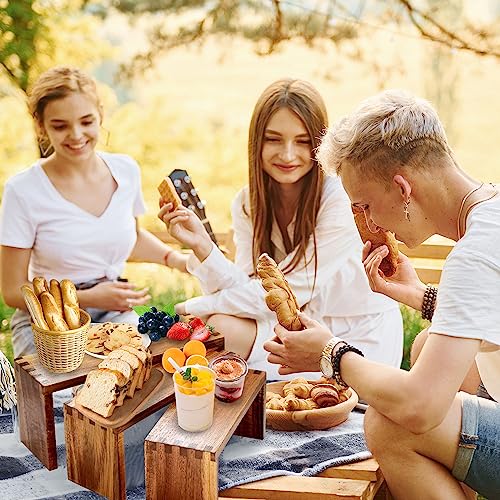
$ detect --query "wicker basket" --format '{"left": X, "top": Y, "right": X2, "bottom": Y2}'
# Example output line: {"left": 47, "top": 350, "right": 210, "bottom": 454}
{"left": 31, "top": 309, "right": 91, "bottom": 373}
{"left": 266, "top": 380, "right": 358, "bottom": 431}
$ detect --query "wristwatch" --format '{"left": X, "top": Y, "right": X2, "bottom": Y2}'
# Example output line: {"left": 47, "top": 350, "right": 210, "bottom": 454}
{"left": 320, "top": 339, "right": 346, "bottom": 379}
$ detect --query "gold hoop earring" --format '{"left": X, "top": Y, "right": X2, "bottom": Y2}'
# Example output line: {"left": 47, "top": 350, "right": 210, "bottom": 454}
{"left": 100, "top": 126, "right": 110, "bottom": 147}
{"left": 403, "top": 198, "right": 411, "bottom": 222}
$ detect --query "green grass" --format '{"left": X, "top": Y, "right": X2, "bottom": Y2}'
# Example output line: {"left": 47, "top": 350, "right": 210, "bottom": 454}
{"left": 399, "top": 305, "right": 429, "bottom": 371}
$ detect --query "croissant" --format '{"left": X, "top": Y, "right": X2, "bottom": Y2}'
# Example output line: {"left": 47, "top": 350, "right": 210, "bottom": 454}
{"left": 266, "top": 391, "right": 281, "bottom": 403}
{"left": 352, "top": 208, "right": 398, "bottom": 277}
{"left": 266, "top": 397, "right": 287, "bottom": 410}
{"left": 284, "top": 396, "right": 318, "bottom": 411}
{"left": 283, "top": 380, "right": 314, "bottom": 399}
{"left": 310, "top": 384, "right": 340, "bottom": 408}
{"left": 256, "top": 253, "right": 301, "bottom": 331}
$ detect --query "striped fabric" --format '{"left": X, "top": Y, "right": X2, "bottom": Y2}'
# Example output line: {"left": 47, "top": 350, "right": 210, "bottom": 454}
{"left": 1, "top": 390, "right": 370, "bottom": 498}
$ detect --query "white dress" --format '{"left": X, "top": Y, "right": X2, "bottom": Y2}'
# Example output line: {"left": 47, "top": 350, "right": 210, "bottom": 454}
{"left": 183, "top": 176, "right": 403, "bottom": 380}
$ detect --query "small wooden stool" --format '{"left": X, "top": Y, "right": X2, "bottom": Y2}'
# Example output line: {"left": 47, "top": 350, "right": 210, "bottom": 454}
{"left": 145, "top": 369, "right": 266, "bottom": 500}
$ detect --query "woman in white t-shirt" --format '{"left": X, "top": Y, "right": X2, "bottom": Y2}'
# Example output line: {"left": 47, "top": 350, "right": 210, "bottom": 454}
{"left": 0, "top": 67, "right": 188, "bottom": 358}
{"left": 158, "top": 79, "right": 403, "bottom": 380}
{"left": 264, "top": 90, "right": 500, "bottom": 498}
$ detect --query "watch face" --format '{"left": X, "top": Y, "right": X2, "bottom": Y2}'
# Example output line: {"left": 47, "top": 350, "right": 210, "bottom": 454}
{"left": 320, "top": 356, "right": 333, "bottom": 379}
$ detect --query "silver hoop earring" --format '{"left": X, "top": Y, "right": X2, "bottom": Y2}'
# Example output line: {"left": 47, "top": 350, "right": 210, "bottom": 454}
{"left": 403, "top": 199, "right": 411, "bottom": 222}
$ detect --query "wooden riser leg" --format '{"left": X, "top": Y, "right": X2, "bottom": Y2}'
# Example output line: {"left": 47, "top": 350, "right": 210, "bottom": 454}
{"left": 234, "top": 377, "right": 265, "bottom": 440}
{"left": 145, "top": 441, "right": 218, "bottom": 500}
{"left": 15, "top": 361, "right": 57, "bottom": 470}
{"left": 65, "top": 406, "right": 126, "bottom": 500}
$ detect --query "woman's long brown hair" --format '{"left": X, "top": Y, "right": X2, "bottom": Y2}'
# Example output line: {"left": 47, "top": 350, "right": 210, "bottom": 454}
{"left": 248, "top": 78, "right": 327, "bottom": 277}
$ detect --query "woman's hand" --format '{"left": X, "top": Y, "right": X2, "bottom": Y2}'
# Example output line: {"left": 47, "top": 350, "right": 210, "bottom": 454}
{"left": 263, "top": 312, "right": 333, "bottom": 375}
{"left": 78, "top": 281, "right": 150, "bottom": 311}
{"left": 362, "top": 242, "right": 426, "bottom": 311}
{"left": 158, "top": 203, "right": 212, "bottom": 262}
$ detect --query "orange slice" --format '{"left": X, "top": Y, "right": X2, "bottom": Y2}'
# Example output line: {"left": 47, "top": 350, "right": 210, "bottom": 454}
{"left": 162, "top": 347, "right": 186, "bottom": 374}
{"left": 183, "top": 339, "right": 207, "bottom": 358}
{"left": 185, "top": 354, "right": 209, "bottom": 367}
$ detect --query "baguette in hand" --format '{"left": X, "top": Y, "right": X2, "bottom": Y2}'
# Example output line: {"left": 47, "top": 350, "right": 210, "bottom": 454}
{"left": 256, "top": 253, "right": 302, "bottom": 331}
{"left": 352, "top": 209, "right": 398, "bottom": 277}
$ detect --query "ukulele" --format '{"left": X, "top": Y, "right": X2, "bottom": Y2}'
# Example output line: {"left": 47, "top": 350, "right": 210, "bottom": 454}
{"left": 168, "top": 169, "right": 219, "bottom": 247}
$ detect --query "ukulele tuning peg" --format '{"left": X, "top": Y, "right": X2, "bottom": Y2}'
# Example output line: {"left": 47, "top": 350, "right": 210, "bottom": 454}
{"left": 173, "top": 179, "right": 181, "bottom": 187}
{"left": 188, "top": 204, "right": 195, "bottom": 211}
{"left": 190, "top": 188, "right": 197, "bottom": 196}
{"left": 183, "top": 175, "right": 191, "bottom": 183}
{"left": 196, "top": 201, "right": 205, "bottom": 209}
{"left": 180, "top": 192, "right": 188, "bottom": 200}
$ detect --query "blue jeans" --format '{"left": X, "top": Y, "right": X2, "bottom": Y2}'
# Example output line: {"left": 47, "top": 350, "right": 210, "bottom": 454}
{"left": 452, "top": 392, "right": 500, "bottom": 499}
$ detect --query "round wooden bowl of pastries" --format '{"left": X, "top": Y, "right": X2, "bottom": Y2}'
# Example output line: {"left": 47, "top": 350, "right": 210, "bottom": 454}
{"left": 265, "top": 378, "right": 358, "bottom": 431}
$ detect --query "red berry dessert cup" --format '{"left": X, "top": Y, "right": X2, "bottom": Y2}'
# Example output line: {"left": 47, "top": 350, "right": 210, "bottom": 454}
{"left": 209, "top": 353, "right": 248, "bottom": 403}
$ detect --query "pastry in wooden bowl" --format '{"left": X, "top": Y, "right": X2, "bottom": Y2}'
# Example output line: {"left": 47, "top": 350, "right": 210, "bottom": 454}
{"left": 265, "top": 379, "right": 358, "bottom": 431}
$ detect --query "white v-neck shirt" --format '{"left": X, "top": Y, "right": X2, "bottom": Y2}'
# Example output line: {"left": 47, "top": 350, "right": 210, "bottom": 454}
{"left": 0, "top": 152, "right": 146, "bottom": 283}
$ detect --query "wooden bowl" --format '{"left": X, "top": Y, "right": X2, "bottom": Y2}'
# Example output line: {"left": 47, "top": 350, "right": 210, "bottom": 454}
{"left": 266, "top": 380, "right": 358, "bottom": 431}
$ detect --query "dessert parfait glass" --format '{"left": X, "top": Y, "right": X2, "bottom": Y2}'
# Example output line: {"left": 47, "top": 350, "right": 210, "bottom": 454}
{"left": 209, "top": 353, "right": 248, "bottom": 403}
{"left": 173, "top": 365, "right": 216, "bottom": 432}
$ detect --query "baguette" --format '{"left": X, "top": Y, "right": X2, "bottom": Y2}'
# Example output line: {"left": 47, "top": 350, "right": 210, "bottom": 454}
{"left": 20, "top": 285, "right": 50, "bottom": 330}
{"left": 158, "top": 176, "right": 182, "bottom": 210}
{"left": 32, "top": 277, "right": 48, "bottom": 298}
{"left": 49, "top": 279, "right": 63, "bottom": 313}
{"left": 256, "top": 253, "right": 302, "bottom": 331}
{"left": 352, "top": 210, "right": 398, "bottom": 277}
{"left": 60, "top": 279, "right": 80, "bottom": 329}
{"left": 39, "top": 291, "right": 69, "bottom": 331}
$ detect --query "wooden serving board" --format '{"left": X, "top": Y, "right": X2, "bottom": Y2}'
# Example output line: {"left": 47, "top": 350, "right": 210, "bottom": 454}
{"left": 73, "top": 367, "right": 168, "bottom": 429}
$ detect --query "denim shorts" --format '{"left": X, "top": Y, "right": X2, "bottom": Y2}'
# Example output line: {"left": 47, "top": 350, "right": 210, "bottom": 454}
{"left": 451, "top": 392, "right": 500, "bottom": 499}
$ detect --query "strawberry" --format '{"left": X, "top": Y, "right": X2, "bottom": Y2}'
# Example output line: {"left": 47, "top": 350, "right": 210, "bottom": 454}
{"left": 167, "top": 322, "right": 191, "bottom": 341}
{"left": 188, "top": 316, "right": 205, "bottom": 330}
{"left": 190, "top": 324, "right": 215, "bottom": 342}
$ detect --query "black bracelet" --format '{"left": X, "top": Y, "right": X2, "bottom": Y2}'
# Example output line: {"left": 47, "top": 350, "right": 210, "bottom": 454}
{"left": 331, "top": 343, "right": 364, "bottom": 388}
{"left": 421, "top": 284, "right": 438, "bottom": 321}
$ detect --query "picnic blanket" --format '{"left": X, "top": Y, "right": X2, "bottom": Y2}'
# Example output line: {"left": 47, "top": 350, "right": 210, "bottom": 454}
{"left": 0, "top": 389, "right": 370, "bottom": 499}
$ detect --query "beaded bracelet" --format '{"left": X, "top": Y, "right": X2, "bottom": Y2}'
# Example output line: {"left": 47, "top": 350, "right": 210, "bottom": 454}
{"left": 331, "top": 343, "right": 364, "bottom": 388}
{"left": 421, "top": 284, "right": 438, "bottom": 321}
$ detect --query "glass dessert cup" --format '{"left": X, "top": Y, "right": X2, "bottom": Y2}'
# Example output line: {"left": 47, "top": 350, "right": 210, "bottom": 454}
{"left": 173, "top": 365, "right": 216, "bottom": 432}
{"left": 209, "top": 353, "right": 248, "bottom": 403}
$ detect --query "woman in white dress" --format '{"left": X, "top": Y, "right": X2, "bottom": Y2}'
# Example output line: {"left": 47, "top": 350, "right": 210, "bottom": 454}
{"left": 159, "top": 78, "right": 403, "bottom": 379}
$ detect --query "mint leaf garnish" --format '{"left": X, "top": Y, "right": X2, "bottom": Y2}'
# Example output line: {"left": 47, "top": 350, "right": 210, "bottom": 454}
{"left": 132, "top": 305, "right": 151, "bottom": 316}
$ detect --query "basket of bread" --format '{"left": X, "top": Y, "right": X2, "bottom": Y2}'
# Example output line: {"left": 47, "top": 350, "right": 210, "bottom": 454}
{"left": 266, "top": 378, "right": 358, "bottom": 431}
{"left": 21, "top": 277, "right": 90, "bottom": 373}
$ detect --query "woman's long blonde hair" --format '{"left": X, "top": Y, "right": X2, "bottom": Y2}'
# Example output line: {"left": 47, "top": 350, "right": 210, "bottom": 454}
{"left": 248, "top": 78, "right": 327, "bottom": 274}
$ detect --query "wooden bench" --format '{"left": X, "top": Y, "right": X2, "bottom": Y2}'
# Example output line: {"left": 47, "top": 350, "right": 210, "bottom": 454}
{"left": 149, "top": 230, "right": 453, "bottom": 284}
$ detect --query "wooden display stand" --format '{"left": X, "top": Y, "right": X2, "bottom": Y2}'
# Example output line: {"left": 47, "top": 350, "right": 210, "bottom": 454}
{"left": 14, "top": 333, "right": 224, "bottom": 470}
{"left": 221, "top": 458, "right": 391, "bottom": 499}
{"left": 145, "top": 369, "right": 266, "bottom": 500}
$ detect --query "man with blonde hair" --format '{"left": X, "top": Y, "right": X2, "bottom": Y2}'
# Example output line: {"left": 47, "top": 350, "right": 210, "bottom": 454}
{"left": 264, "top": 90, "right": 500, "bottom": 499}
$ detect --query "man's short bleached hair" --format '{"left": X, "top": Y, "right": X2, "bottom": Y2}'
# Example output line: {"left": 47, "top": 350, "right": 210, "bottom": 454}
{"left": 317, "top": 90, "right": 452, "bottom": 180}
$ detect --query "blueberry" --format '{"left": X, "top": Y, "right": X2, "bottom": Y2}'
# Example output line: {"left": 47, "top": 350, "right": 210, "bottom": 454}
{"left": 137, "top": 323, "right": 148, "bottom": 334}
{"left": 173, "top": 314, "right": 180, "bottom": 323}
{"left": 163, "top": 315, "right": 174, "bottom": 326}
{"left": 158, "top": 311, "right": 167, "bottom": 318}
{"left": 149, "top": 331, "right": 161, "bottom": 342}
{"left": 150, "top": 306, "right": 158, "bottom": 313}
{"left": 144, "top": 312, "right": 153, "bottom": 321}
{"left": 158, "top": 324, "right": 167, "bottom": 337}
{"left": 146, "top": 318, "right": 156, "bottom": 330}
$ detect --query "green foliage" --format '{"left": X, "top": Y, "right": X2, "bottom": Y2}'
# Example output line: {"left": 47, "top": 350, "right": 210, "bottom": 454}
{"left": 0, "top": 0, "right": 43, "bottom": 91}
{"left": 400, "top": 304, "right": 429, "bottom": 371}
